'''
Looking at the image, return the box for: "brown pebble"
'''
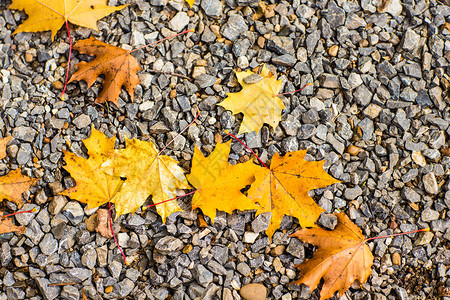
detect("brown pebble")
[270,245,285,257]
[104,286,113,293]
[52,81,64,90]
[347,145,361,156]
[328,45,339,57]
[392,252,401,265]
[25,53,34,63]
[240,283,267,300]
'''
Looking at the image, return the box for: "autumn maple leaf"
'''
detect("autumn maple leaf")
[0,214,26,235]
[0,169,39,207]
[0,137,13,160]
[187,141,260,222]
[61,128,123,209]
[9,0,128,40]
[218,65,284,135]
[247,150,340,239]
[290,213,374,300]
[69,37,141,105]
[100,138,190,222]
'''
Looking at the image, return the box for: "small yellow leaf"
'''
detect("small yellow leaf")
[101,138,190,222]
[9,0,128,40]
[218,65,284,134]
[61,128,123,209]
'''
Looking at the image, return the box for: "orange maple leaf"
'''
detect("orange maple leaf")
[0,136,13,160]
[9,0,127,40]
[0,214,26,235]
[290,213,374,300]
[0,169,39,207]
[247,150,340,239]
[69,37,141,105]
[187,141,260,222]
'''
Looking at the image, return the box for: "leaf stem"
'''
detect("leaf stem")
[130,29,194,54]
[108,202,128,265]
[226,132,269,169]
[365,228,430,242]
[61,20,73,100]
[276,82,312,96]
[1,208,38,219]
[144,190,197,209]
[158,110,200,155]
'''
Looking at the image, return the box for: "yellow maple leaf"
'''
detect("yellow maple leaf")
[9,0,128,40]
[247,150,340,239]
[186,0,195,7]
[69,37,142,106]
[0,169,39,207]
[290,213,374,300]
[218,65,284,135]
[187,141,260,222]
[0,136,13,160]
[101,138,190,222]
[61,128,123,209]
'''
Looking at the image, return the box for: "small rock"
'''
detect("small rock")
[62,201,84,225]
[35,277,60,300]
[421,208,439,222]
[155,236,183,253]
[201,0,223,18]
[193,264,213,287]
[423,172,438,194]
[414,231,434,245]
[392,252,401,265]
[377,0,402,16]
[221,14,248,41]
[318,213,338,230]
[195,74,217,88]
[270,245,285,256]
[243,232,259,244]
[73,114,91,129]
[39,233,58,256]
[168,12,189,32]
[240,283,267,300]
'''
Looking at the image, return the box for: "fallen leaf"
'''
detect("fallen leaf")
[290,213,374,300]
[9,0,127,40]
[0,214,26,235]
[247,150,339,238]
[95,208,112,238]
[0,169,39,207]
[61,128,123,209]
[187,141,260,222]
[186,0,195,7]
[69,37,141,105]
[101,138,190,222]
[0,136,13,160]
[218,65,284,134]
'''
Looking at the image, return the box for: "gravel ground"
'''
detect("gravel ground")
[1,0,450,299]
